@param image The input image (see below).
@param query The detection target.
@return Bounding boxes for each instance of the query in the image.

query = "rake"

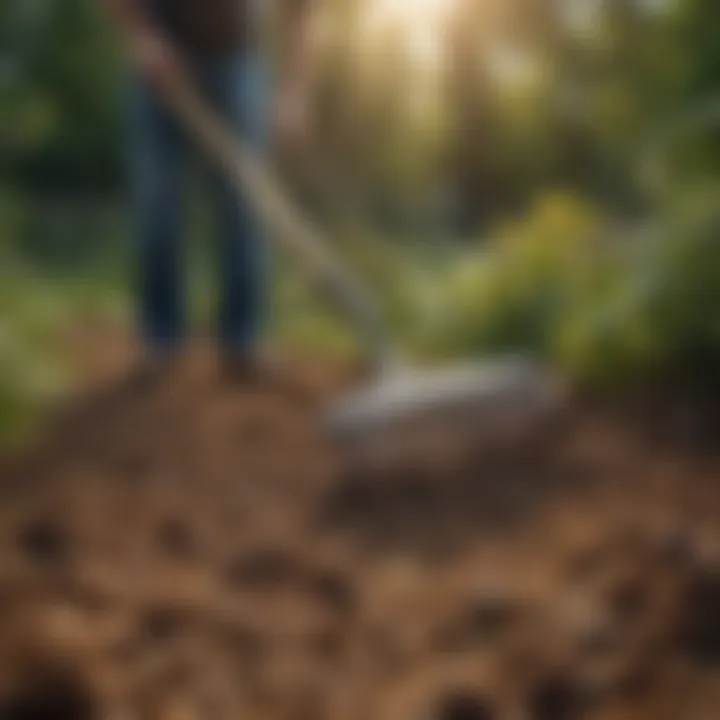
[164,75,563,442]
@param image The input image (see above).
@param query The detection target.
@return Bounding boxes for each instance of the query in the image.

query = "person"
[108,0,315,382]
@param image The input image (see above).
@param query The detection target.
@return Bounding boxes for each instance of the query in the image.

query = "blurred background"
[0,3,719,719]
[0,0,718,443]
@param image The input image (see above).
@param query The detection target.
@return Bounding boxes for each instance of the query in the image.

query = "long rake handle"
[163,75,395,368]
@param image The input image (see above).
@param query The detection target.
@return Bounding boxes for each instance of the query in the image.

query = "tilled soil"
[0,335,719,720]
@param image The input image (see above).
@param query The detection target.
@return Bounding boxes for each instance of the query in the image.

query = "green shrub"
[639,191,720,382]
[418,187,720,389]
[420,192,607,358]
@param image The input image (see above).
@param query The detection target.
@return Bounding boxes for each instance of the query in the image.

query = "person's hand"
[130,30,184,94]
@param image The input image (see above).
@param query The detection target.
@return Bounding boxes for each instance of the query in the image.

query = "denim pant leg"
[127,79,187,351]
[195,52,270,353]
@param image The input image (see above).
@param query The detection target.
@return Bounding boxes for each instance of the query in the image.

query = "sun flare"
[367,0,455,26]
[361,0,458,69]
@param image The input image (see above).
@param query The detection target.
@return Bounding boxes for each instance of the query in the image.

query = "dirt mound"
[1,342,719,719]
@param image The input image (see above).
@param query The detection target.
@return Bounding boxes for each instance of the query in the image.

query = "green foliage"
[1,0,122,190]
[419,188,720,389]
[0,276,73,446]
[0,192,74,447]
[420,193,606,356]
[553,269,663,387]
[637,190,720,379]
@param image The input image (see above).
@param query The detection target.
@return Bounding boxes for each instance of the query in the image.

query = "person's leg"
[196,52,270,357]
[127,77,188,354]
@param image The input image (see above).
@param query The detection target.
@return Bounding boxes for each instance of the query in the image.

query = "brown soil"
[0,330,719,720]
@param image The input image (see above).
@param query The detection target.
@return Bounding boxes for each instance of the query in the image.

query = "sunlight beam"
[360,0,458,70]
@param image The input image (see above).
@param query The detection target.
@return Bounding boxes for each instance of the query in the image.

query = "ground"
[0,327,719,720]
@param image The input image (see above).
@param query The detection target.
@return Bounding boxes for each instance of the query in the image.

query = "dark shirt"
[150,0,257,55]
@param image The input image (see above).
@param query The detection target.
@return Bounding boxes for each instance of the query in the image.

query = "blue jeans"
[127,51,269,354]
